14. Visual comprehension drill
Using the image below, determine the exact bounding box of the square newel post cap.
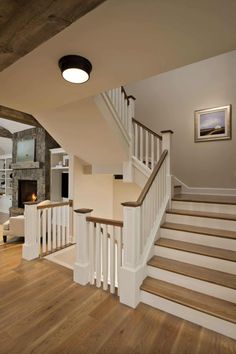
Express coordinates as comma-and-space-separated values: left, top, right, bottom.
74, 208, 93, 214
161, 130, 174, 134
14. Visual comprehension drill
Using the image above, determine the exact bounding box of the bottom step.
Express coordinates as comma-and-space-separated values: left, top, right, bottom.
140, 277, 236, 339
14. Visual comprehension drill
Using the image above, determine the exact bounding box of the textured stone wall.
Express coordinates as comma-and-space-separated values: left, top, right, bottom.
12, 127, 59, 210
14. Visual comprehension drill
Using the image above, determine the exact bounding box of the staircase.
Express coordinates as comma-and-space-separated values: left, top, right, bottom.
141, 193, 236, 339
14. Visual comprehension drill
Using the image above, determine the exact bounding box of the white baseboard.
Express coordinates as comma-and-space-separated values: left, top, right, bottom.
173, 176, 236, 196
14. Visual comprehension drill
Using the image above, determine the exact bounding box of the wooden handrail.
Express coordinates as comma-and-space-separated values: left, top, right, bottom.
37, 200, 73, 210
132, 118, 162, 140
86, 216, 123, 227
121, 86, 136, 105
122, 150, 168, 208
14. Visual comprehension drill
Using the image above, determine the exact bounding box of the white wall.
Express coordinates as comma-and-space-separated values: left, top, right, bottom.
127, 51, 236, 188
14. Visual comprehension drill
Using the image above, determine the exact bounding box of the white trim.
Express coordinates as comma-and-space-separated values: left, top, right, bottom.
132, 156, 151, 178
140, 291, 236, 339
173, 176, 236, 196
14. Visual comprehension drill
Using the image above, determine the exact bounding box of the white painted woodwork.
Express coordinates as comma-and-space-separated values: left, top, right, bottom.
160, 227, 236, 251
166, 213, 236, 232
172, 200, 236, 215
154, 246, 236, 274
140, 291, 236, 340
84, 220, 123, 294
147, 265, 236, 303
22, 204, 39, 260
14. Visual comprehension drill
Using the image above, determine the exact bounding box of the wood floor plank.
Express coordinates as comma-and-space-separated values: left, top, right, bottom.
156, 238, 236, 262
148, 256, 236, 289
1, 244, 236, 354
141, 277, 236, 323
161, 222, 236, 239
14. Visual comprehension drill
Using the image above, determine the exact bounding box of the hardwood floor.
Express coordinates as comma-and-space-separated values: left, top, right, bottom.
0, 244, 236, 354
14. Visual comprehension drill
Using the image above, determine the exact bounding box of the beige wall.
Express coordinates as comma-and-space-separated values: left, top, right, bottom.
73, 156, 114, 219
127, 51, 236, 188
72, 156, 141, 220
113, 180, 141, 220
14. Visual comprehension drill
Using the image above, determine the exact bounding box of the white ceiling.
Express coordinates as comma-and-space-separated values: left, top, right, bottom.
0, 0, 236, 116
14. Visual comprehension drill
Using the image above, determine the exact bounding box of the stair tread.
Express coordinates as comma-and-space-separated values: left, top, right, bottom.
148, 256, 236, 289
161, 222, 236, 240
167, 208, 236, 221
173, 193, 236, 205
141, 277, 236, 324
155, 238, 236, 262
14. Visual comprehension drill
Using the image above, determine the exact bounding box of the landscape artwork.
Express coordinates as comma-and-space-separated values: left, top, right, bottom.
194, 105, 231, 142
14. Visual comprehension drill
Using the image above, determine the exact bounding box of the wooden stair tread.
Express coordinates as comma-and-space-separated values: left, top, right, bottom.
173, 193, 236, 205
155, 238, 236, 262
167, 208, 236, 221
148, 256, 236, 289
141, 277, 236, 324
161, 222, 236, 240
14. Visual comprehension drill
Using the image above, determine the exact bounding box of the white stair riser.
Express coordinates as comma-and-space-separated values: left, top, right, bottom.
166, 213, 236, 232
155, 246, 236, 275
160, 228, 236, 251
172, 201, 236, 215
147, 266, 236, 303
140, 291, 236, 340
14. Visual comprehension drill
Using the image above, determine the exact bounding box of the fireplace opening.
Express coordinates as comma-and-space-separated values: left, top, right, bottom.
18, 180, 37, 208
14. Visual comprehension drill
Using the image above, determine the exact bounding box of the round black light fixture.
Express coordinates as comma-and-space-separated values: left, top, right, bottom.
58, 55, 92, 84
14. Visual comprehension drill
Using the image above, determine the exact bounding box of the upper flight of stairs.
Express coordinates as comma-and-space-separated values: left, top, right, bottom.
140, 193, 236, 340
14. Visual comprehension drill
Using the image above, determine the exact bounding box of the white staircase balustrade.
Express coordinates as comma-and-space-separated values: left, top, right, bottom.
74, 210, 123, 294
22, 200, 73, 260
132, 119, 162, 170
119, 131, 173, 308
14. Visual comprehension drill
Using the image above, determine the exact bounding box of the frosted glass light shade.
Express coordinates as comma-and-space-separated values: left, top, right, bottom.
59, 55, 92, 84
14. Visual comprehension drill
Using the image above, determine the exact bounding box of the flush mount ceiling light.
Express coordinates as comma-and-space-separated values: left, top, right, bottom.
58, 55, 92, 84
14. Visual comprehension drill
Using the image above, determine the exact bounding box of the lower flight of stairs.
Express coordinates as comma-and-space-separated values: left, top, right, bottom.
140, 194, 236, 340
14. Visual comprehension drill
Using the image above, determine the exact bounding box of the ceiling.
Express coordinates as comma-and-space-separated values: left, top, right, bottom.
0, 0, 236, 117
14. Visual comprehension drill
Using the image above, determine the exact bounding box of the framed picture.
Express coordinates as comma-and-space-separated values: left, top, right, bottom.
16, 138, 36, 162
194, 105, 231, 142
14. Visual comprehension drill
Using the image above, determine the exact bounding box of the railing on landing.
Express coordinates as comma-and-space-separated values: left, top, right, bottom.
22, 200, 73, 260
104, 86, 162, 172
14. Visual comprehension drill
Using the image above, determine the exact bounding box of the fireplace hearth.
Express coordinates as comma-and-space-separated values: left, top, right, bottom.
18, 180, 37, 208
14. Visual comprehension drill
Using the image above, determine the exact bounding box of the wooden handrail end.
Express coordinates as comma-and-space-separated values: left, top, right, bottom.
161, 129, 174, 134
86, 216, 123, 227
121, 201, 140, 207
74, 208, 93, 214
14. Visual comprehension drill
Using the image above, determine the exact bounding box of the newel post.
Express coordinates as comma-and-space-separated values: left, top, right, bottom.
161, 130, 174, 205
22, 202, 39, 260
119, 203, 143, 308
73, 208, 93, 285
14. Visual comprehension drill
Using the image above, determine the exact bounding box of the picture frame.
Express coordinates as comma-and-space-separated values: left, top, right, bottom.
194, 105, 231, 142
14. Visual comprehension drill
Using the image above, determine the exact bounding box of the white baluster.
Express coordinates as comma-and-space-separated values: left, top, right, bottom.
145, 131, 149, 168
61, 206, 66, 247
134, 123, 138, 158
102, 224, 108, 291
42, 209, 47, 254
56, 207, 61, 248
110, 226, 115, 294
117, 227, 122, 295
140, 126, 143, 163
96, 223, 101, 287
66, 205, 70, 245
151, 134, 154, 170
52, 208, 56, 250
47, 208, 52, 252
89, 221, 95, 284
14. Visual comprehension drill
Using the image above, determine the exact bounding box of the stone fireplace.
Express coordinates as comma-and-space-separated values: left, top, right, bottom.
10, 127, 59, 216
